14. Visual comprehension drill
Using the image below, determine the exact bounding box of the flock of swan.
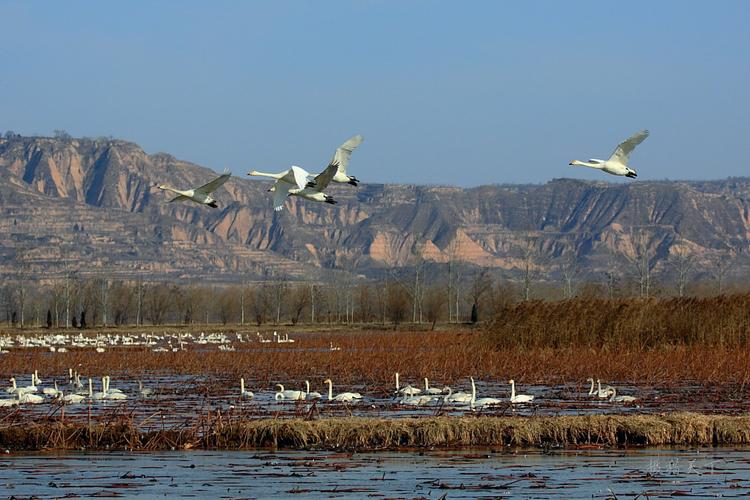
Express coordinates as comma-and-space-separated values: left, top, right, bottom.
0, 367, 637, 409
0, 330, 300, 354
159, 135, 364, 211
156, 130, 649, 211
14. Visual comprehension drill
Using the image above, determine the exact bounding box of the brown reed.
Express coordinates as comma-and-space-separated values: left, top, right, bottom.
2, 413, 750, 451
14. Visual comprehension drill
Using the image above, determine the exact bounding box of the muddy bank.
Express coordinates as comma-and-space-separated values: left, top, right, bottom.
2, 412, 750, 451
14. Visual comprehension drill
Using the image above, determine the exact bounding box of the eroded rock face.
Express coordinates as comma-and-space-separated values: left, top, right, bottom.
0, 135, 747, 281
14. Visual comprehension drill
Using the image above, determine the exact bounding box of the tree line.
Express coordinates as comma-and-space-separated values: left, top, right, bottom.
0, 252, 739, 329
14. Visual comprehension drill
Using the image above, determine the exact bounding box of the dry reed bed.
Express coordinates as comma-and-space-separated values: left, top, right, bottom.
3, 413, 750, 451
486, 295, 750, 349
1, 332, 750, 387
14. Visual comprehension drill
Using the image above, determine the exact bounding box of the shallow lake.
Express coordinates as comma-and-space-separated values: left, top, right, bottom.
1, 447, 749, 498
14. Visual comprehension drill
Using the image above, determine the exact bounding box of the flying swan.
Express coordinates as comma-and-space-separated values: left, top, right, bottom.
309, 135, 364, 187
570, 129, 649, 178
266, 161, 340, 212
158, 169, 231, 208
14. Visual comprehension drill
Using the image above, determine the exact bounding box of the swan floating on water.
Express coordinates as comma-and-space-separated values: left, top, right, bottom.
509, 379, 534, 404
324, 379, 362, 403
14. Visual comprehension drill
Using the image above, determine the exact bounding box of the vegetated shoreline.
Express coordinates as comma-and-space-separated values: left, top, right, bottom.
2, 413, 750, 452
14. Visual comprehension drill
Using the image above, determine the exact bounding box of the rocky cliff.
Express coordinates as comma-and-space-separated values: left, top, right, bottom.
0, 134, 747, 282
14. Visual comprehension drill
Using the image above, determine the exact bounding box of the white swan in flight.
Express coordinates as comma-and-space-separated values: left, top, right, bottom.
509, 379, 534, 404
248, 165, 309, 193
158, 169, 231, 208
570, 129, 649, 178
310, 135, 364, 187
293, 162, 339, 205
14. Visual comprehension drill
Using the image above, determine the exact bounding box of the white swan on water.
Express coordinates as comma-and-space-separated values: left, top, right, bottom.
596, 379, 615, 398
240, 378, 254, 399
609, 387, 637, 403
324, 379, 362, 402
470, 377, 502, 409
394, 373, 421, 396
443, 386, 473, 404
274, 384, 305, 401
423, 378, 444, 395
509, 379, 534, 404
305, 380, 322, 400
570, 129, 649, 178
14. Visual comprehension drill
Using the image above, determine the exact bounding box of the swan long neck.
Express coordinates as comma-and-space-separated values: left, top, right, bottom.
326, 380, 333, 400
470, 377, 476, 404
571, 160, 603, 169
609, 387, 617, 401
305, 380, 310, 393
158, 185, 186, 195
88, 378, 93, 397
241, 378, 245, 393
395, 373, 399, 391
424, 378, 429, 390
249, 171, 282, 180
510, 380, 516, 399
588, 379, 594, 395
277, 384, 284, 392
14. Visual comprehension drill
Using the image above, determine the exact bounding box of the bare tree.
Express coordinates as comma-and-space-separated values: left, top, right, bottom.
628, 230, 656, 298
668, 241, 696, 297
469, 268, 492, 321
271, 278, 288, 325
714, 254, 732, 295
423, 284, 446, 330
519, 236, 539, 301
289, 283, 310, 325
446, 236, 463, 322
217, 287, 239, 325
387, 283, 410, 327
134, 278, 145, 326
252, 284, 272, 325
558, 251, 579, 299
145, 283, 173, 325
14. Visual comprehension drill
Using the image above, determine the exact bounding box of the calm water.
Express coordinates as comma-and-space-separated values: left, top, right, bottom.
1, 447, 749, 499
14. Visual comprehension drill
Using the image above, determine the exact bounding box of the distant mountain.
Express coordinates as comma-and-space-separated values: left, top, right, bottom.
0, 134, 747, 283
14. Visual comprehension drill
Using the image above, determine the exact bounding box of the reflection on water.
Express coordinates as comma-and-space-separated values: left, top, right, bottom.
1, 447, 749, 499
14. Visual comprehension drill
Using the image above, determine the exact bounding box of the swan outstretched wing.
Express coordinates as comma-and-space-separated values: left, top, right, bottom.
195, 170, 231, 194
328, 135, 363, 175
273, 182, 293, 212
283, 166, 311, 190
311, 161, 339, 191
608, 129, 649, 165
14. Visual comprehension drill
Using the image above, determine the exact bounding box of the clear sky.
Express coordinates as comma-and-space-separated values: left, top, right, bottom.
2, 1, 748, 186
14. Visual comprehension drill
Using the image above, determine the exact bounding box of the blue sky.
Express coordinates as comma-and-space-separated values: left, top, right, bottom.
2, 1, 748, 186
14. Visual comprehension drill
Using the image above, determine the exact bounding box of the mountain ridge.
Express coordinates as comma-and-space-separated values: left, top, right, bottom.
0, 134, 747, 283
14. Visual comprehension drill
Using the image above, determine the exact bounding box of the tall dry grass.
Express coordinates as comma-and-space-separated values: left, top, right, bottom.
485, 294, 750, 349
2, 330, 750, 386
4, 413, 750, 451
